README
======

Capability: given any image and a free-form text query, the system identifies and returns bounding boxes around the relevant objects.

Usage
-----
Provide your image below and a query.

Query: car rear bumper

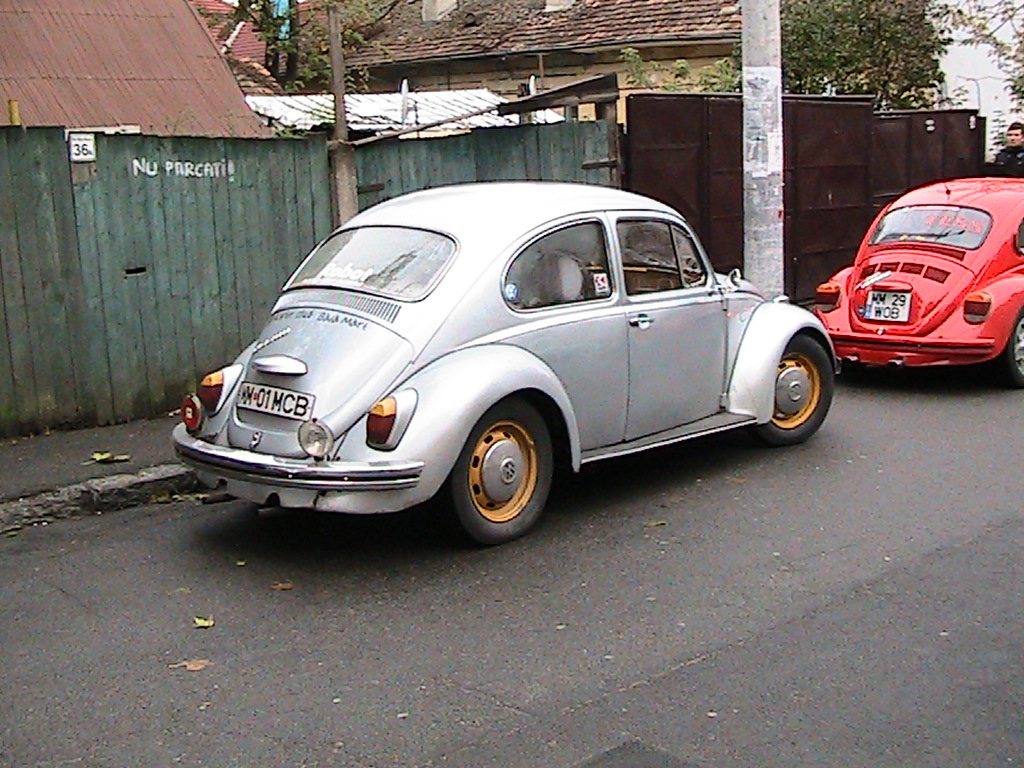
[830,332,998,367]
[172,424,425,492]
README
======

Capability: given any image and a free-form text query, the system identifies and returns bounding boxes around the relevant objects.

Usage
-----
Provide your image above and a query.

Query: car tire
[1000,308,1024,388]
[448,397,553,546]
[753,334,834,447]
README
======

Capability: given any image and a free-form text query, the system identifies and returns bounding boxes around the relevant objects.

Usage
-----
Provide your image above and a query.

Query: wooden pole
[328,4,359,227]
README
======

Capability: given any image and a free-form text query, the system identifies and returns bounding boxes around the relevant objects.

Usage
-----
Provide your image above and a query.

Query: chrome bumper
[172,425,424,492]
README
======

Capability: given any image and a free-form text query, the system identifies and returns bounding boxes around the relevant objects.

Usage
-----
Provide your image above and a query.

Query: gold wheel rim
[468,420,538,524]
[771,352,822,430]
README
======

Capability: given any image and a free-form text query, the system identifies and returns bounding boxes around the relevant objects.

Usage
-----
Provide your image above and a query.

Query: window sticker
[593,272,611,296]
[504,282,520,302]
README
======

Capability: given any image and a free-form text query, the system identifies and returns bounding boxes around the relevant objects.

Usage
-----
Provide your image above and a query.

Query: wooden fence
[0,121,615,436]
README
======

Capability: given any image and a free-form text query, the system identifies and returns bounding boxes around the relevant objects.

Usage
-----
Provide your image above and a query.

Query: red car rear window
[869,205,992,250]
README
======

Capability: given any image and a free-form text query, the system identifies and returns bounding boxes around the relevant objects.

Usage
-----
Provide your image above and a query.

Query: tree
[781,0,952,108]
[203,0,397,92]
[952,0,1024,107]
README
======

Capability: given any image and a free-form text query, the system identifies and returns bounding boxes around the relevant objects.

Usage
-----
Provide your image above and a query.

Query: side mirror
[1017,221,1024,254]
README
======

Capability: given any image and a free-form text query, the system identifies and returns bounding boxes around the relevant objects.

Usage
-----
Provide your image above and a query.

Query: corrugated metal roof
[246,89,564,133]
[0,0,269,137]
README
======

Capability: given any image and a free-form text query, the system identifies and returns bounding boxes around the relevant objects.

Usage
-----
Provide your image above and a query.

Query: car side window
[670,224,709,287]
[504,221,614,310]
[617,220,685,295]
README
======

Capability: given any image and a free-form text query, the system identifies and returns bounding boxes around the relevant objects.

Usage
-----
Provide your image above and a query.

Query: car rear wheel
[1000,309,1024,387]
[753,334,834,446]
[448,398,553,545]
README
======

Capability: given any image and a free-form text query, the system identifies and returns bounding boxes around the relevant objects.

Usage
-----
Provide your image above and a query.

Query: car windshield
[869,205,992,250]
[286,226,457,300]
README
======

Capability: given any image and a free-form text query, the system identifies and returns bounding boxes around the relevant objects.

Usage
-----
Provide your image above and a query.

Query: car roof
[344,182,679,240]
[893,177,1024,213]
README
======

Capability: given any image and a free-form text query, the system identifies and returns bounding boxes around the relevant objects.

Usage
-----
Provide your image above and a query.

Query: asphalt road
[3,365,1024,768]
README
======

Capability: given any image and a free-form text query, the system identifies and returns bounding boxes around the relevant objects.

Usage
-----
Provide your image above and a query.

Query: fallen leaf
[168,659,212,671]
[728,477,747,484]
[168,587,192,596]
[236,560,247,567]
[82,451,131,465]
[272,581,294,591]
[645,520,668,528]
[193,616,215,629]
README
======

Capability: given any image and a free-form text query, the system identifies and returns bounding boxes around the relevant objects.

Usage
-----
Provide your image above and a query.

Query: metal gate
[624,94,984,302]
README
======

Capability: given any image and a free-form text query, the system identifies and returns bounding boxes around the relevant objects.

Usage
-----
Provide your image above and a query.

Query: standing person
[994,122,1024,177]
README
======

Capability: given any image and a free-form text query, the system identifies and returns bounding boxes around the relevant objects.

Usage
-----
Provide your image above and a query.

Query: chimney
[544,0,575,10]
[423,0,458,21]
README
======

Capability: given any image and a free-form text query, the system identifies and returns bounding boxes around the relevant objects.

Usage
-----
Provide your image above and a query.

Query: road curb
[0,464,198,532]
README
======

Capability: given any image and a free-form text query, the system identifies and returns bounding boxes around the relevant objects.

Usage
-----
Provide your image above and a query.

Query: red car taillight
[366,389,418,450]
[366,397,397,448]
[963,291,992,324]
[815,281,841,313]
[182,393,204,433]
[198,370,225,412]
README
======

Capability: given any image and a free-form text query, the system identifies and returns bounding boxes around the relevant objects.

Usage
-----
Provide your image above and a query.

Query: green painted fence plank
[69,140,116,426]
[0,129,25,433]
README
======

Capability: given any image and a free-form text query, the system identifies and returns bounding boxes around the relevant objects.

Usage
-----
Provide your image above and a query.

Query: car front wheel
[753,334,834,446]
[448,397,553,545]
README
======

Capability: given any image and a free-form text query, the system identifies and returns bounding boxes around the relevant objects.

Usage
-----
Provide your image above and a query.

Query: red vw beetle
[815,177,1024,385]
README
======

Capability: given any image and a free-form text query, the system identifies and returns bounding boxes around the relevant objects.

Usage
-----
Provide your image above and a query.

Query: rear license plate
[237,382,315,420]
[864,290,911,322]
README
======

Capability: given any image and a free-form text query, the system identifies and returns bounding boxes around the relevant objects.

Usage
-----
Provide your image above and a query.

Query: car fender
[364,344,582,499]
[727,301,837,422]
[975,274,1024,347]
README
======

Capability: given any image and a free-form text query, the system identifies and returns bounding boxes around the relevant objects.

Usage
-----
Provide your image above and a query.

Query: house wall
[363,43,735,121]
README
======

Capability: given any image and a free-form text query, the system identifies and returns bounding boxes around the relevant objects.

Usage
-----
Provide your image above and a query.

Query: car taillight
[366,389,418,450]
[815,281,842,313]
[963,291,992,324]
[367,397,397,447]
[198,370,225,412]
[182,393,204,433]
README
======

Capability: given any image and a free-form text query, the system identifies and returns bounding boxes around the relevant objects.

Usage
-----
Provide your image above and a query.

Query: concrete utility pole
[741,0,785,297]
[328,3,359,227]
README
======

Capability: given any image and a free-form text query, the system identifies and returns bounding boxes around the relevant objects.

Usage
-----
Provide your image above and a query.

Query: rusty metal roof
[0,0,270,137]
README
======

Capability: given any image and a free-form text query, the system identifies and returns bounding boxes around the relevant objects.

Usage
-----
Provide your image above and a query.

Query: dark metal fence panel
[625,93,876,301]
[355,122,617,209]
[784,98,875,300]
[872,110,986,210]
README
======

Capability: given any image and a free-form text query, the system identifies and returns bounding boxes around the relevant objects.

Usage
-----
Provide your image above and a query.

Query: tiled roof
[349,0,741,66]
[190,0,267,61]
[0,0,269,137]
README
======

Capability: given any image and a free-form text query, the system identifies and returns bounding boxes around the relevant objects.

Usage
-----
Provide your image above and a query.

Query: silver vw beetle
[173,182,836,544]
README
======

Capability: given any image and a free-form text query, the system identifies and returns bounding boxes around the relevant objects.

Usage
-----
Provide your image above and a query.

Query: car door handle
[628,313,655,329]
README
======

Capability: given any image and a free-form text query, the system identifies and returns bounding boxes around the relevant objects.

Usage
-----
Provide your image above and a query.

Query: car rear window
[286,226,456,300]
[869,205,992,250]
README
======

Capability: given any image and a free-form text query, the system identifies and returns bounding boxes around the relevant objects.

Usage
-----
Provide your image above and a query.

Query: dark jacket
[993,145,1024,177]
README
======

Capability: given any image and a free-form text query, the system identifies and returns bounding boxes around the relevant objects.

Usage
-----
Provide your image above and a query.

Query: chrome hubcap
[479,439,523,504]
[775,366,810,416]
